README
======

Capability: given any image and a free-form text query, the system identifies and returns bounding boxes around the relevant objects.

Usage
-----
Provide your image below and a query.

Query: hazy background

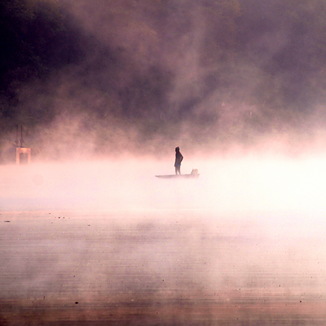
[2,2,326,324]
[0,0,326,161]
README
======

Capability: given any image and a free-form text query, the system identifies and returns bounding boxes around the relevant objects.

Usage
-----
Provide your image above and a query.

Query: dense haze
[1,3,326,323]
[3,155,326,220]
[0,0,325,161]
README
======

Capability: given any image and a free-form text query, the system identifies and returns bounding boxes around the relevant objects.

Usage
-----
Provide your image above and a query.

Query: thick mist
[1,0,326,160]
[1,1,326,323]
[2,154,326,221]
[2,155,326,324]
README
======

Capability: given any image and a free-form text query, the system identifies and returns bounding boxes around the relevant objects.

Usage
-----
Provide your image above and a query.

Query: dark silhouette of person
[174,147,183,175]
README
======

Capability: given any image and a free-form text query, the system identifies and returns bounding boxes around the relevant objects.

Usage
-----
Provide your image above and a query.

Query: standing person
[174,147,183,175]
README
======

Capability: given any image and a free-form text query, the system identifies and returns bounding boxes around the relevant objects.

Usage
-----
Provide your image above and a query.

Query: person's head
[175,147,180,152]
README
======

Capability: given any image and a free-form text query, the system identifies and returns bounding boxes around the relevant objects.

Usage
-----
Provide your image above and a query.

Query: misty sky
[0,0,326,158]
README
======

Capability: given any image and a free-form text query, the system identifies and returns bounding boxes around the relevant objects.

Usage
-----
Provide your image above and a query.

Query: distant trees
[0,0,326,156]
[0,0,83,131]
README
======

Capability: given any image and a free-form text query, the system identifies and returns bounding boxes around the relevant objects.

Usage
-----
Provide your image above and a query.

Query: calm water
[1,159,326,324]
[1,209,326,325]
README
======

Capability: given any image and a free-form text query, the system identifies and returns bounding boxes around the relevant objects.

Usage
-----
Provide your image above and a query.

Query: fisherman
[174,147,183,175]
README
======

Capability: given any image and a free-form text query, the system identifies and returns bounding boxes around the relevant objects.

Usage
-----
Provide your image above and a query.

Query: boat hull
[155,174,199,179]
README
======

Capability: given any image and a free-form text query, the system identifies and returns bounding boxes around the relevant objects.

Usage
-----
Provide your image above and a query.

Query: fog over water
[2,153,326,222]
[1,0,326,323]
[2,155,326,324]
[1,0,326,159]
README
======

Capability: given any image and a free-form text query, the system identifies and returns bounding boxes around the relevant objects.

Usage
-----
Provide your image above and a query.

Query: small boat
[155,169,199,179]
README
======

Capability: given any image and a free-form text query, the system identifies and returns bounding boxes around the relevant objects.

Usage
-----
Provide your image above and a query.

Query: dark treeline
[0,0,326,158]
[0,0,83,118]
